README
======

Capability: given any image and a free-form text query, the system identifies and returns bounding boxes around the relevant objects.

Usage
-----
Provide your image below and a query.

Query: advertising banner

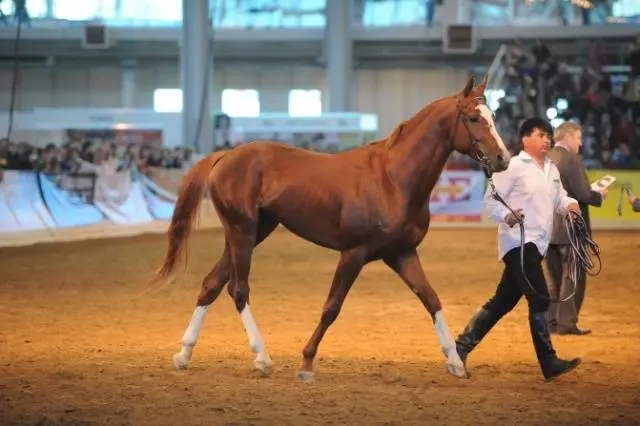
[586,170,640,222]
[429,170,486,222]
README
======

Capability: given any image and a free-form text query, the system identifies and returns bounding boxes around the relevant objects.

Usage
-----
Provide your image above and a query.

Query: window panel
[53,0,116,20]
[154,88,183,113]
[612,0,640,17]
[0,1,12,15]
[119,0,181,23]
[27,0,48,18]
[221,89,260,117]
[288,89,322,117]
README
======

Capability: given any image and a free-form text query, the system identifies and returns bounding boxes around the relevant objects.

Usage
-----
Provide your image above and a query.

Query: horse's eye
[469,116,480,123]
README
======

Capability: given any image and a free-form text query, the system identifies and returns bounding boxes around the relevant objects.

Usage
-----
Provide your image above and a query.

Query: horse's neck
[385,100,453,209]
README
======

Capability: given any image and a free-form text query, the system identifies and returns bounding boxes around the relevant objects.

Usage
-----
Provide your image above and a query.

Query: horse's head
[449,75,511,176]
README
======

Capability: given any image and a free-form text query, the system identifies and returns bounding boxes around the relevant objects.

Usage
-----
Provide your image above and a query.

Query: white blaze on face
[476,104,510,160]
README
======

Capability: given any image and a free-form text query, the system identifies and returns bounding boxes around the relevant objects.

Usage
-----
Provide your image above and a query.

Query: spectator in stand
[627,35,640,79]
[532,39,551,67]
[611,143,633,169]
[492,37,640,172]
[37,144,61,174]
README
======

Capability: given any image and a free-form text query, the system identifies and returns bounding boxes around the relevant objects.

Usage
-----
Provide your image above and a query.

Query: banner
[586,170,640,222]
[37,173,104,228]
[139,173,176,220]
[429,170,486,222]
[93,170,154,225]
[65,129,163,146]
[0,171,56,232]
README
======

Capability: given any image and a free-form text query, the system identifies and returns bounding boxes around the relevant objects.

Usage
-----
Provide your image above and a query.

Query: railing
[486,44,509,92]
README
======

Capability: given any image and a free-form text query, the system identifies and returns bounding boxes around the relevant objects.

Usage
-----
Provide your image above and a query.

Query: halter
[451,96,493,174]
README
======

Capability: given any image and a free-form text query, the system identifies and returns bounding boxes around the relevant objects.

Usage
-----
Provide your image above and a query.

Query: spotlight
[556,98,568,111]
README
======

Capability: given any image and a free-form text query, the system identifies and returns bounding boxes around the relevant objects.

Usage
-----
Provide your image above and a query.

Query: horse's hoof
[173,353,189,370]
[296,370,315,383]
[254,359,272,376]
[446,362,470,379]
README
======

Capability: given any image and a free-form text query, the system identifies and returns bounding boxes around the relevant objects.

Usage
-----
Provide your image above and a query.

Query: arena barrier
[0,168,221,248]
[1,168,638,248]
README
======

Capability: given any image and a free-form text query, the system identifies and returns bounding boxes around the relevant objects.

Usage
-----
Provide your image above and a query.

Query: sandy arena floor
[1,227,639,425]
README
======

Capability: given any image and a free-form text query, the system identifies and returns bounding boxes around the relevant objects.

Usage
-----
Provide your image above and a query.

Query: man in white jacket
[454,117,583,381]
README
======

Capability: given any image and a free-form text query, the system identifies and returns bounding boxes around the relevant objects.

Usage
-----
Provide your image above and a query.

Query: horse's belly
[276,212,342,250]
[263,193,343,250]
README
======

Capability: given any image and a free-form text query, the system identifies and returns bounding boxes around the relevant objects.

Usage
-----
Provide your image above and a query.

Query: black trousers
[546,244,586,327]
[484,242,551,317]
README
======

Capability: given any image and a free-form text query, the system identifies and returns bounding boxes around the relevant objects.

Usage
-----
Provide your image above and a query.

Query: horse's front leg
[384,249,468,379]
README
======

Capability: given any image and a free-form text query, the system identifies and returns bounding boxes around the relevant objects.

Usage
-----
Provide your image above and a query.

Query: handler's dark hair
[519,117,554,141]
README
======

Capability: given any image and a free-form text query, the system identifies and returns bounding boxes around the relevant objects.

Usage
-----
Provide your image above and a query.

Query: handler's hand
[505,208,524,227]
[566,202,581,216]
[599,188,608,199]
[630,195,638,205]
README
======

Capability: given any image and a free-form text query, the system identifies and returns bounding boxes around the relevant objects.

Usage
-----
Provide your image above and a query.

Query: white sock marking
[434,310,467,377]
[174,305,209,369]
[240,304,272,365]
[182,305,209,347]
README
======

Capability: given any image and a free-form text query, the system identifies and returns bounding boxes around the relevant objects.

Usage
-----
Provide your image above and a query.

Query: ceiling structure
[0,0,637,69]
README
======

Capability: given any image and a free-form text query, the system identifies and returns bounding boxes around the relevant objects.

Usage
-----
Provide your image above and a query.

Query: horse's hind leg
[384,249,468,379]
[173,213,277,371]
[227,211,278,374]
[173,247,231,370]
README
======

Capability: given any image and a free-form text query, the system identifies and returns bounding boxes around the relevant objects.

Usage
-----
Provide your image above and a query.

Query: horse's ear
[476,74,488,93]
[461,76,475,98]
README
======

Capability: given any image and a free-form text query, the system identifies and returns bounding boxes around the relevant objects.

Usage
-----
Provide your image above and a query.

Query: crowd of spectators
[493,36,640,169]
[447,35,640,171]
[0,138,195,178]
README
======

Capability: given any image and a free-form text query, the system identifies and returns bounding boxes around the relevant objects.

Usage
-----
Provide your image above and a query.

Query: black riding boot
[455,308,500,365]
[529,311,581,381]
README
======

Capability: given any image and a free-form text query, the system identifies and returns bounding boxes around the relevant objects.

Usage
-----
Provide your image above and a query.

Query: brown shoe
[555,325,591,336]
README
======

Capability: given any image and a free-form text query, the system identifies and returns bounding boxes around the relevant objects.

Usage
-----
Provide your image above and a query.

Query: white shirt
[485,151,577,260]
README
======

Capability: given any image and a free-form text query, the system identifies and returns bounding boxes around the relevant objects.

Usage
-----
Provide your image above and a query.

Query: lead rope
[485,177,601,303]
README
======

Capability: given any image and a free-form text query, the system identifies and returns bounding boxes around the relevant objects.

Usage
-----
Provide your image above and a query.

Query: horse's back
[207,140,386,249]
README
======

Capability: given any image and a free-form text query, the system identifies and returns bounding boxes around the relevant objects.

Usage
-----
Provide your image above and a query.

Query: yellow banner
[585,170,640,221]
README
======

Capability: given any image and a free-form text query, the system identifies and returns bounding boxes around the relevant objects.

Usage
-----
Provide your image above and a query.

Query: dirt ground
[1,227,640,426]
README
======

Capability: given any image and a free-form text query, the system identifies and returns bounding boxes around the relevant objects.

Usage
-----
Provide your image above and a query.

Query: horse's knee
[320,304,341,326]
[230,284,249,312]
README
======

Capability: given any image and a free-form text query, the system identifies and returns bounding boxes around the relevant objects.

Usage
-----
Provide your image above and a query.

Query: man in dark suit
[628,192,640,212]
[546,122,607,335]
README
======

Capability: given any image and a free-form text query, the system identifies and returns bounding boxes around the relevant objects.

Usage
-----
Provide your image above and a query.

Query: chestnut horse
[154,75,511,381]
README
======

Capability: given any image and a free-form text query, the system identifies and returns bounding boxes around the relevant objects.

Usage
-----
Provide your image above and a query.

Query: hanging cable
[6,4,24,140]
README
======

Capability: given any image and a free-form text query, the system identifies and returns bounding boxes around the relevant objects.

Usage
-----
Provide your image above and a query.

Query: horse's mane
[383,94,457,150]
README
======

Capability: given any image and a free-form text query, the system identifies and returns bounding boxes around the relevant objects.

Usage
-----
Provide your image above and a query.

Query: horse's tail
[153,151,227,283]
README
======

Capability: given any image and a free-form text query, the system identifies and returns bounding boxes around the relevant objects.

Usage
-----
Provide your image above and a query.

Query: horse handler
[454,117,582,381]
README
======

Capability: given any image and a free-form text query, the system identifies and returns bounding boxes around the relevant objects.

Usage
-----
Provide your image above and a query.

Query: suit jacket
[549,146,603,244]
